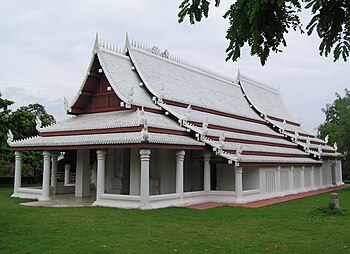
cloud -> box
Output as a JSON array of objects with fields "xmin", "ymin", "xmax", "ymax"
[{"xmin": 0, "ymin": 1, "xmax": 348, "ymax": 131}]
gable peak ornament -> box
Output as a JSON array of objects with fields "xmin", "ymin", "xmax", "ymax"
[{"xmin": 35, "ymin": 115, "xmax": 42, "ymax": 131}]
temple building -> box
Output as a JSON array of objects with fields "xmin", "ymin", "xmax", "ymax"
[{"xmin": 7, "ymin": 34, "xmax": 343, "ymax": 209}]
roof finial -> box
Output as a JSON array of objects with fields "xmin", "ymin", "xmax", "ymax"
[
  {"xmin": 141, "ymin": 118, "xmax": 149, "ymax": 142},
  {"xmin": 219, "ymin": 132, "xmax": 225, "ymax": 149},
  {"xmin": 35, "ymin": 115, "xmax": 42, "ymax": 131},
  {"xmin": 236, "ymin": 145, "xmax": 243, "ymax": 157},
  {"xmin": 123, "ymin": 32, "xmax": 131, "ymax": 54},
  {"xmin": 92, "ymin": 32, "xmax": 100, "ymax": 54},
  {"xmin": 236, "ymin": 69, "xmax": 241, "ymax": 83},
  {"xmin": 7, "ymin": 129, "xmax": 13, "ymax": 145},
  {"xmin": 324, "ymin": 134, "xmax": 329, "ymax": 144},
  {"xmin": 64, "ymin": 97, "xmax": 69, "ymax": 112}
]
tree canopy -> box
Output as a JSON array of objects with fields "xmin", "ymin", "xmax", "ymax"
[
  {"xmin": 178, "ymin": 0, "xmax": 350, "ymax": 65},
  {"xmin": 318, "ymin": 89, "xmax": 350, "ymax": 179},
  {"xmin": 0, "ymin": 93, "xmax": 55, "ymax": 177}
]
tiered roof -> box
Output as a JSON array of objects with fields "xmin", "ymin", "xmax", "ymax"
[{"xmin": 8, "ymin": 33, "xmax": 338, "ymax": 166}]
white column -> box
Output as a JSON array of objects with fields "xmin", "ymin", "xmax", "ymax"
[
  {"xmin": 300, "ymin": 166, "xmax": 305, "ymax": 192},
  {"xmin": 234, "ymin": 166, "xmax": 244, "ymax": 203},
  {"xmin": 140, "ymin": 149, "xmax": 151, "ymax": 208},
  {"xmin": 96, "ymin": 150, "xmax": 107, "ymax": 201},
  {"xmin": 41, "ymin": 151, "xmax": 51, "ymax": 201},
  {"xmin": 12, "ymin": 151, "xmax": 22, "ymax": 197},
  {"xmin": 203, "ymin": 151, "xmax": 211, "ymax": 192},
  {"xmin": 50, "ymin": 152, "xmax": 58, "ymax": 194},
  {"xmin": 310, "ymin": 166, "xmax": 316, "ymax": 190},
  {"xmin": 276, "ymin": 166, "xmax": 281, "ymax": 193},
  {"xmin": 319, "ymin": 166, "xmax": 324, "ymax": 188},
  {"xmin": 289, "ymin": 166, "xmax": 294, "ymax": 192},
  {"xmin": 175, "ymin": 150, "xmax": 185, "ymax": 197},
  {"xmin": 64, "ymin": 164, "xmax": 71, "ymax": 186}
]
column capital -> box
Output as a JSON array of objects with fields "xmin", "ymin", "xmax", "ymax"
[
  {"xmin": 43, "ymin": 151, "xmax": 51, "ymax": 158},
  {"xmin": 140, "ymin": 149, "xmax": 151, "ymax": 156},
  {"xmin": 234, "ymin": 166, "xmax": 243, "ymax": 174},
  {"xmin": 97, "ymin": 149, "xmax": 107, "ymax": 158},
  {"xmin": 14, "ymin": 151, "xmax": 22, "ymax": 159},
  {"xmin": 277, "ymin": 166, "xmax": 281, "ymax": 172},
  {"xmin": 203, "ymin": 151, "xmax": 211, "ymax": 160},
  {"xmin": 175, "ymin": 150, "xmax": 185, "ymax": 160}
]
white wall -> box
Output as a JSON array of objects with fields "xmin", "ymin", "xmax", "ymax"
[{"xmin": 243, "ymin": 167, "xmax": 259, "ymax": 190}]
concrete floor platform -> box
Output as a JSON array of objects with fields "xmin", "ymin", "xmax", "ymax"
[
  {"xmin": 20, "ymin": 193, "xmax": 96, "ymax": 208},
  {"xmin": 186, "ymin": 184, "xmax": 349, "ymax": 210}
]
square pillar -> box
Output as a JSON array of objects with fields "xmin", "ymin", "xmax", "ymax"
[
  {"xmin": 64, "ymin": 164, "xmax": 71, "ymax": 186},
  {"xmin": 288, "ymin": 166, "xmax": 294, "ymax": 192},
  {"xmin": 75, "ymin": 149, "xmax": 90, "ymax": 198},
  {"xmin": 41, "ymin": 151, "xmax": 51, "ymax": 201},
  {"xmin": 11, "ymin": 151, "xmax": 22, "ymax": 197},
  {"xmin": 176, "ymin": 150, "xmax": 185, "ymax": 197},
  {"xmin": 335, "ymin": 160, "xmax": 344, "ymax": 185},
  {"xmin": 234, "ymin": 166, "xmax": 244, "ymax": 203},
  {"xmin": 276, "ymin": 166, "xmax": 281, "ymax": 193},
  {"xmin": 319, "ymin": 166, "xmax": 323, "ymax": 188},
  {"xmin": 96, "ymin": 150, "xmax": 107, "ymax": 201},
  {"xmin": 203, "ymin": 151, "xmax": 211, "ymax": 192},
  {"xmin": 300, "ymin": 166, "xmax": 305, "ymax": 191},
  {"xmin": 310, "ymin": 166, "xmax": 316, "ymax": 190},
  {"xmin": 140, "ymin": 149, "xmax": 151, "ymax": 208},
  {"xmin": 50, "ymin": 152, "xmax": 59, "ymax": 194}
]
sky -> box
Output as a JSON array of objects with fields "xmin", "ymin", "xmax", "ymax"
[{"xmin": 0, "ymin": 0, "xmax": 348, "ymax": 133}]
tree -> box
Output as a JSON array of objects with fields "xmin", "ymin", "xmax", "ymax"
[
  {"xmin": 318, "ymin": 89, "xmax": 350, "ymax": 179},
  {"xmin": 178, "ymin": 0, "xmax": 350, "ymax": 65},
  {"xmin": 0, "ymin": 93, "xmax": 14, "ymax": 163},
  {"xmin": 0, "ymin": 96, "xmax": 56, "ymax": 178}
]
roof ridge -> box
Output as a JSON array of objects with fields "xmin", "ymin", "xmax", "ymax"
[
  {"xmin": 240, "ymin": 73, "xmax": 279, "ymax": 94},
  {"xmin": 128, "ymin": 39, "xmax": 235, "ymax": 84}
]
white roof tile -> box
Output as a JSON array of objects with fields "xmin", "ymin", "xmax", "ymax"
[
  {"xmin": 129, "ymin": 48, "xmax": 260, "ymax": 119},
  {"xmin": 40, "ymin": 110, "xmax": 185, "ymax": 133},
  {"xmin": 10, "ymin": 132, "xmax": 203, "ymax": 148},
  {"xmin": 98, "ymin": 50, "xmax": 159, "ymax": 109},
  {"xmin": 239, "ymin": 74, "xmax": 296, "ymax": 122}
]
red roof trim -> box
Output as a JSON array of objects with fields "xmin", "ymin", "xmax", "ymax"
[
  {"xmin": 206, "ymin": 135, "xmax": 296, "ymax": 149},
  {"xmin": 10, "ymin": 143, "xmax": 206, "ymax": 151},
  {"xmin": 189, "ymin": 121, "xmax": 283, "ymax": 139},
  {"xmin": 240, "ymin": 162, "xmax": 321, "ymax": 167},
  {"xmin": 40, "ymin": 127, "xmax": 189, "ymax": 137},
  {"xmin": 163, "ymin": 99, "xmax": 266, "ymax": 125},
  {"xmin": 223, "ymin": 150, "xmax": 310, "ymax": 158}
]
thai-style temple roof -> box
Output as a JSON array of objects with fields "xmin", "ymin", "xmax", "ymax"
[{"xmin": 8, "ymin": 33, "xmax": 339, "ymax": 166}]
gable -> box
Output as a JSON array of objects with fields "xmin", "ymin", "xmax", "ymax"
[{"xmin": 70, "ymin": 55, "xmax": 124, "ymax": 114}]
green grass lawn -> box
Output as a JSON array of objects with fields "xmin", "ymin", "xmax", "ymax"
[{"xmin": 1, "ymin": 187, "xmax": 350, "ymax": 254}]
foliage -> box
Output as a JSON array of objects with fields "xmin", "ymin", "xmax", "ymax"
[
  {"xmin": 178, "ymin": 0, "xmax": 350, "ymax": 65},
  {"xmin": 1, "ymin": 187, "xmax": 350, "ymax": 253},
  {"xmin": 0, "ymin": 94, "xmax": 55, "ymax": 177},
  {"xmin": 318, "ymin": 89, "xmax": 350, "ymax": 179},
  {"xmin": 0, "ymin": 93, "xmax": 14, "ymax": 163}
]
